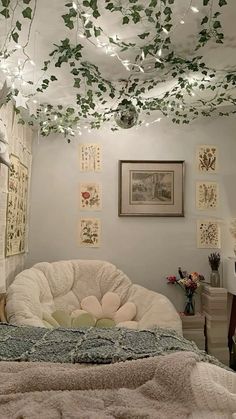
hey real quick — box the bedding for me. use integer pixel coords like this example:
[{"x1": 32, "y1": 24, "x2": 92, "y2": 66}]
[
  {"x1": 0, "y1": 351, "x2": 235, "y2": 418},
  {"x1": 0, "y1": 323, "x2": 226, "y2": 367}
]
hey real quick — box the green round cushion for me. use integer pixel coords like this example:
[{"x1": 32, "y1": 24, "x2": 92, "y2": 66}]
[
  {"x1": 95, "y1": 318, "x2": 115, "y2": 328},
  {"x1": 51, "y1": 310, "x2": 71, "y2": 328},
  {"x1": 71, "y1": 313, "x2": 96, "y2": 328}
]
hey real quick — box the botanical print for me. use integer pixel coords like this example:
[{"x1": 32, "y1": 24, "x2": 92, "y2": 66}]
[
  {"x1": 80, "y1": 183, "x2": 101, "y2": 210},
  {"x1": 197, "y1": 220, "x2": 220, "y2": 249},
  {"x1": 79, "y1": 144, "x2": 101, "y2": 172},
  {"x1": 197, "y1": 145, "x2": 218, "y2": 173},
  {"x1": 79, "y1": 218, "x2": 101, "y2": 247},
  {"x1": 196, "y1": 181, "x2": 219, "y2": 210},
  {"x1": 6, "y1": 155, "x2": 28, "y2": 256},
  {"x1": 130, "y1": 171, "x2": 174, "y2": 205}
]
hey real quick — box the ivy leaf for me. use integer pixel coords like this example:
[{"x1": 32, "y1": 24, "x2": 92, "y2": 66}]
[
  {"x1": 219, "y1": 0, "x2": 227, "y2": 5},
  {"x1": 11, "y1": 31, "x2": 19, "y2": 43},
  {"x1": 2, "y1": 0, "x2": 10, "y2": 6},
  {"x1": 138, "y1": 32, "x2": 150, "y2": 39},
  {"x1": 213, "y1": 20, "x2": 221, "y2": 29},
  {"x1": 93, "y1": 9, "x2": 100, "y2": 18},
  {"x1": 105, "y1": 2, "x2": 113, "y2": 10},
  {"x1": 0, "y1": 8, "x2": 10, "y2": 18},
  {"x1": 83, "y1": 0, "x2": 90, "y2": 6},
  {"x1": 23, "y1": 0, "x2": 31, "y2": 3},
  {"x1": 203, "y1": 0, "x2": 210, "y2": 5},
  {"x1": 22, "y1": 7, "x2": 32, "y2": 19},
  {"x1": 16, "y1": 20, "x2": 22, "y2": 30},
  {"x1": 50, "y1": 75, "x2": 57, "y2": 81},
  {"x1": 149, "y1": 0, "x2": 157, "y2": 6},
  {"x1": 74, "y1": 78, "x2": 81, "y2": 88},
  {"x1": 123, "y1": 16, "x2": 129, "y2": 24},
  {"x1": 94, "y1": 27, "x2": 101, "y2": 37},
  {"x1": 201, "y1": 16, "x2": 208, "y2": 24}
]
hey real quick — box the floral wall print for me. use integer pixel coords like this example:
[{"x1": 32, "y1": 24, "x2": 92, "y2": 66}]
[
  {"x1": 197, "y1": 220, "x2": 221, "y2": 249},
  {"x1": 196, "y1": 181, "x2": 219, "y2": 210},
  {"x1": 79, "y1": 218, "x2": 101, "y2": 247},
  {"x1": 79, "y1": 144, "x2": 102, "y2": 172},
  {"x1": 6, "y1": 155, "x2": 29, "y2": 256},
  {"x1": 80, "y1": 183, "x2": 101, "y2": 210},
  {"x1": 197, "y1": 145, "x2": 218, "y2": 173}
]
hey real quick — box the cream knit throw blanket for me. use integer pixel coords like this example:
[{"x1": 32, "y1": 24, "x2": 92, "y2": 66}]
[{"x1": 0, "y1": 351, "x2": 235, "y2": 418}]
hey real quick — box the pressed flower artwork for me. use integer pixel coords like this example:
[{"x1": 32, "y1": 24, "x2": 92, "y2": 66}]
[
  {"x1": 79, "y1": 218, "x2": 101, "y2": 247},
  {"x1": 196, "y1": 145, "x2": 218, "y2": 173},
  {"x1": 196, "y1": 181, "x2": 219, "y2": 210},
  {"x1": 80, "y1": 183, "x2": 101, "y2": 210},
  {"x1": 197, "y1": 220, "x2": 220, "y2": 249},
  {"x1": 79, "y1": 144, "x2": 101, "y2": 172}
]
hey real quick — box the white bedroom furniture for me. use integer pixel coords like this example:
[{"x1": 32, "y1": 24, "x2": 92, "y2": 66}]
[{"x1": 5, "y1": 259, "x2": 182, "y2": 334}]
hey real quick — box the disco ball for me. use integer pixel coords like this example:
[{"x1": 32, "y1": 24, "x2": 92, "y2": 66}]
[{"x1": 114, "y1": 101, "x2": 138, "y2": 129}]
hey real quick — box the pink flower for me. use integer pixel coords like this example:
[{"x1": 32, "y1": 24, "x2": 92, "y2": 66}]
[
  {"x1": 82, "y1": 191, "x2": 90, "y2": 199},
  {"x1": 167, "y1": 275, "x2": 177, "y2": 284}
]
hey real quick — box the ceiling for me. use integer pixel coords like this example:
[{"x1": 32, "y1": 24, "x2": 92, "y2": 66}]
[{"x1": 0, "y1": 0, "x2": 236, "y2": 125}]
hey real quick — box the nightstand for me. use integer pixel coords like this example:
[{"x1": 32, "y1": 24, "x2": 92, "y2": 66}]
[{"x1": 180, "y1": 313, "x2": 205, "y2": 350}]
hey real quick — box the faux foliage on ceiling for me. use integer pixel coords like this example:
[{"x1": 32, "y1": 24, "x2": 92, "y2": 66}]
[{"x1": 0, "y1": 0, "x2": 235, "y2": 139}]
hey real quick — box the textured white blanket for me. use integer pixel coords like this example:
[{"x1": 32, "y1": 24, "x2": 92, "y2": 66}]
[{"x1": 0, "y1": 351, "x2": 235, "y2": 418}]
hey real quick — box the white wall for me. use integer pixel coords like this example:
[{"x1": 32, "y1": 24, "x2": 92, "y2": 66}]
[{"x1": 27, "y1": 116, "x2": 236, "y2": 310}]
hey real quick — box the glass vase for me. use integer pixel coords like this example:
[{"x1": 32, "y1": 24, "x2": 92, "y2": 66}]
[
  {"x1": 184, "y1": 294, "x2": 195, "y2": 316},
  {"x1": 210, "y1": 270, "x2": 220, "y2": 287}
]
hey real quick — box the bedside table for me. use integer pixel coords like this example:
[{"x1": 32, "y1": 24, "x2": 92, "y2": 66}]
[{"x1": 180, "y1": 313, "x2": 205, "y2": 350}]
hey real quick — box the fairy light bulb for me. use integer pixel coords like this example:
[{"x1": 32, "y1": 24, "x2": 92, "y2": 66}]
[
  {"x1": 191, "y1": 6, "x2": 199, "y2": 13},
  {"x1": 72, "y1": 1, "x2": 77, "y2": 10},
  {"x1": 139, "y1": 66, "x2": 144, "y2": 73},
  {"x1": 157, "y1": 48, "x2": 162, "y2": 57},
  {"x1": 162, "y1": 28, "x2": 169, "y2": 34},
  {"x1": 141, "y1": 50, "x2": 145, "y2": 60},
  {"x1": 180, "y1": 19, "x2": 185, "y2": 24},
  {"x1": 30, "y1": 60, "x2": 36, "y2": 66}
]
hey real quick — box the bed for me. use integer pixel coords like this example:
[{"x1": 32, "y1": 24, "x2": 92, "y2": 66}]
[{"x1": 0, "y1": 260, "x2": 235, "y2": 418}]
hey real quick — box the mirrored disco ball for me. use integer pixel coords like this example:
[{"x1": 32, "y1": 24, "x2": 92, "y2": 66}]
[{"x1": 114, "y1": 101, "x2": 138, "y2": 129}]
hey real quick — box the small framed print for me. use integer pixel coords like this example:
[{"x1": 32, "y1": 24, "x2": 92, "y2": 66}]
[
  {"x1": 79, "y1": 218, "x2": 101, "y2": 247},
  {"x1": 196, "y1": 181, "x2": 219, "y2": 210},
  {"x1": 197, "y1": 219, "x2": 221, "y2": 249},
  {"x1": 196, "y1": 145, "x2": 218, "y2": 173},
  {"x1": 119, "y1": 160, "x2": 185, "y2": 216},
  {"x1": 79, "y1": 144, "x2": 101, "y2": 172},
  {"x1": 79, "y1": 182, "x2": 102, "y2": 210}
]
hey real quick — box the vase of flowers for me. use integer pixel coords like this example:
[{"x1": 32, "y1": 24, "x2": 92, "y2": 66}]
[
  {"x1": 208, "y1": 252, "x2": 221, "y2": 287},
  {"x1": 167, "y1": 268, "x2": 205, "y2": 316}
]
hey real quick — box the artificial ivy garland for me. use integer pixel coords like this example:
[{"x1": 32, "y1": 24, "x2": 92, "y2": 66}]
[{"x1": 0, "y1": 0, "x2": 235, "y2": 140}]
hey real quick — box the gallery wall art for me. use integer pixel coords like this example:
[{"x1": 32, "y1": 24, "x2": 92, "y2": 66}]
[
  {"x1": 5, "y1": 155, "x2": 29, "y2": 256},
  {"x1": 119, "y1": 160, "x2": 185, "y2": 217},
  {"x1": 79, "y1": 218, "x2": 101, "y2": 248},
  {"x1": 79, "y1": 144, "x2": 102, "y2": 172},
  {"x1": 196, "y1": 181, "x2": 219, "y2": 210},
  {"x1": 79, "y1": 182, "x2": 102, "y2": 210},
  {"x1": 196, "y1": 145, "x2": 218, "y2": 173},
  {"x1": 197, "y1": 220, "x2": 221, "y2": 249}
]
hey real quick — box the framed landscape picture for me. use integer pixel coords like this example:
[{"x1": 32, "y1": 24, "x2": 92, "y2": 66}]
[{"x1": 119, "y1": 160, "x2": 185, "y2": 217}]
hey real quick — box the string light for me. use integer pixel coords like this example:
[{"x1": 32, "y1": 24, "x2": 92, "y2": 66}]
[
  {"x1": 162, "y1": 28, "x2": 169, "y2": 34},
  {"x1": 157, "y1": 48, "x2": 162, "y2": 57},
  {"x1": 29, "y1": 60, "x2": 36, "y2": 66},
  {"x1": 180, "y1": 19, "x2": 185, "y2": 24},
  {"x1": 72, "y1": 1, "x2": 77, "y2": 10},
  {"x1": 191, "y1": 6, "x2": 199, "y2": 13}
]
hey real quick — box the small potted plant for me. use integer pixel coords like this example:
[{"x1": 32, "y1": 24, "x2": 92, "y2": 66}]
[{"x1": 208, "y1": 252, "x2": 221, "y2": 287}]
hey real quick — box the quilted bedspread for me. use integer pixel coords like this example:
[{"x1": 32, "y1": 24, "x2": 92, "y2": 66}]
[{"x1": 0, "y1": 323, "x2": 226, "y2": 368}]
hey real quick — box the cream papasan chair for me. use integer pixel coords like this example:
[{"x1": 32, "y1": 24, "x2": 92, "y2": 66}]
[{"x1": 6, "y1": 259, "x2": 182, "y2": 334}]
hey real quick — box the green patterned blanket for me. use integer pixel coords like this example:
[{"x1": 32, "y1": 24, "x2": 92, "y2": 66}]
[{"x1": 0, "y1": 323, "x2": 225, "y2": 367}]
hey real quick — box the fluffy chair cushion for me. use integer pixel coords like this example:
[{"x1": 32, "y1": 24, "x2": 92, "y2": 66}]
[
  {"x1": 71, "y1": 312, "x2": 96, "y2": 328},
  {"x1": 51, "y1": 310, "x2": 71, "y2": 328},
  {"x1": 6, "y1": 260, "x2": 183, "y2": 334}
]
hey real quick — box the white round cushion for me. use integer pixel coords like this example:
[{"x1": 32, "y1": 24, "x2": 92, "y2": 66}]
[{"x1": 5, "y1": 259, "x2": 182, "y2": 334}]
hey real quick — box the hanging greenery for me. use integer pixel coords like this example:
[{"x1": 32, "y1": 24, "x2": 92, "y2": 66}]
[{"x1": 0, "y1": 0, "x2": 236, "y2": 140}]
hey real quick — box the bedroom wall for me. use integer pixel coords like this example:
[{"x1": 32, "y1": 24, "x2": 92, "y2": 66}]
[
  {"x1": 0, "y1": 102, "x2": 32, "y2": 292},
  {"x1": 27, "y1": 116, "x2": 236, "y2": 310}
]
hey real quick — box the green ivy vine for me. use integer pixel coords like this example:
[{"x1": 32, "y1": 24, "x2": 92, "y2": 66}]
[{"x1": 0, "y1": 0, "x2": 236, "y2": 140}]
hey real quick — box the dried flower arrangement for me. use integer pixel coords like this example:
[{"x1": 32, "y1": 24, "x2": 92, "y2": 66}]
[{"x1": 208, "y1": 252, "x2": 221, "y2": 271}]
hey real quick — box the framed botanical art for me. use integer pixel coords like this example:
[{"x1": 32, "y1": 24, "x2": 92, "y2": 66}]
[
  {"x1": 197, "y1": 219, "x2": 221, "y2": 249},
  {"x1": 196, "y1": 145, "x2": 218, "y2": 173},
  {"x1": 196, "y1": 181, "x2": 219, "y2": 210},
  {"x1": 119, "y1": 160, "x2": 185, "y2": 217}
]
